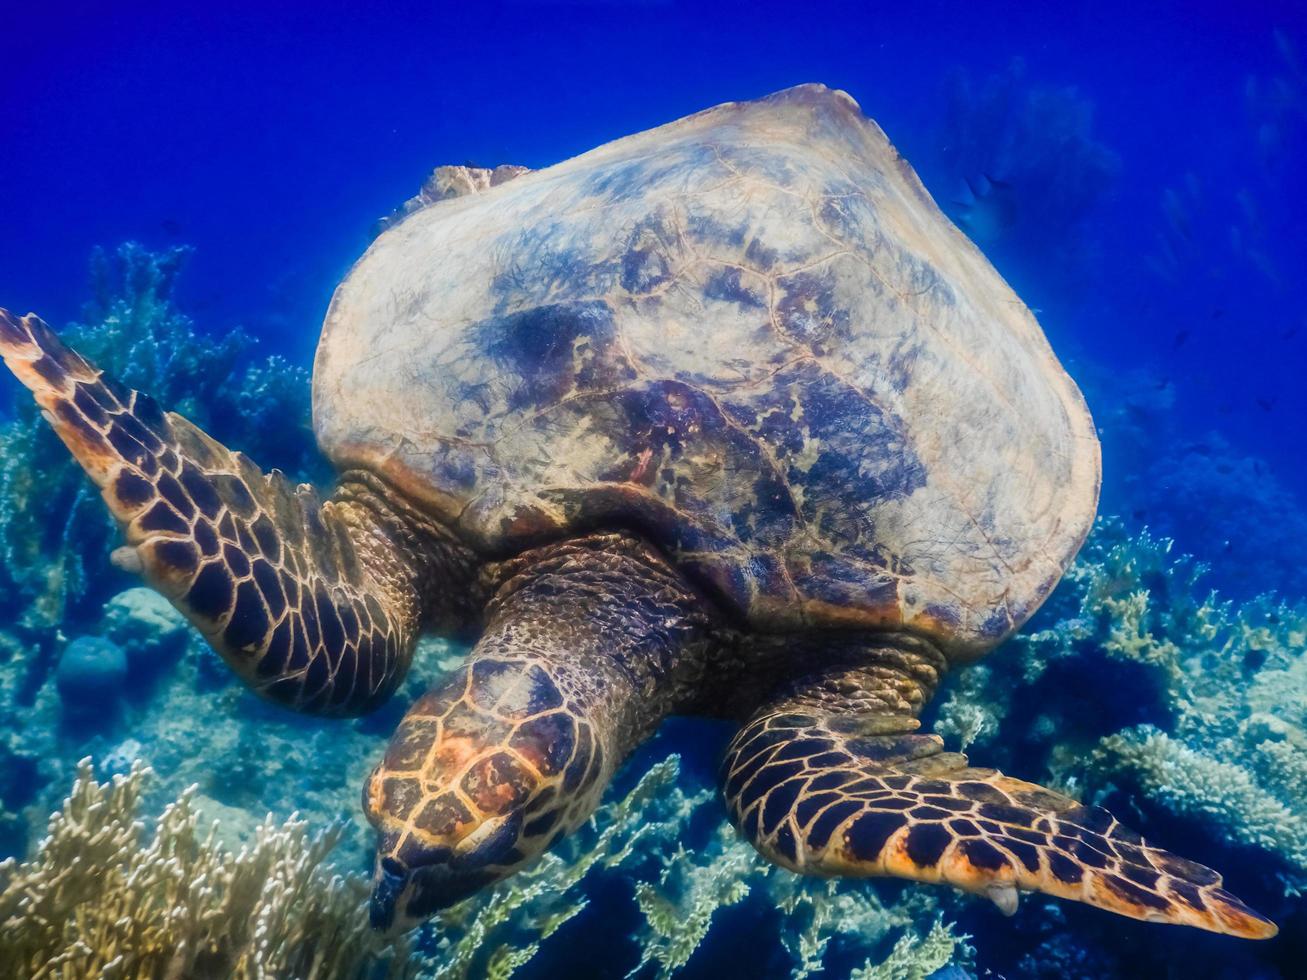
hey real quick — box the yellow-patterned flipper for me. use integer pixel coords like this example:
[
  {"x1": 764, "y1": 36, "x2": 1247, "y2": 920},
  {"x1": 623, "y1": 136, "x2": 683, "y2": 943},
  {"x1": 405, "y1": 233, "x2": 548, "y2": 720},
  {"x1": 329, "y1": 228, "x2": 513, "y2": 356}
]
[
  {"x1": 722, "y1": 710, "x2": 1277, "y2": 940},
  {"x1": 0, "y1": 308, "x2": 467, "y2": 715}
]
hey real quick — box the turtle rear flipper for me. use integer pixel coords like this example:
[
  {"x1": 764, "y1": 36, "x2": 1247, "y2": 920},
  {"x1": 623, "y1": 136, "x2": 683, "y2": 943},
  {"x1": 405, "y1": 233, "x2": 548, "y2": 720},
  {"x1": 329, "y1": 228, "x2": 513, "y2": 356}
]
[
  {"x1": 721, "y1": 659, "x2": 1278, "y2": 940},
  {"x1": 0, "y1": 309, "x2": 470, "y2": 715}
]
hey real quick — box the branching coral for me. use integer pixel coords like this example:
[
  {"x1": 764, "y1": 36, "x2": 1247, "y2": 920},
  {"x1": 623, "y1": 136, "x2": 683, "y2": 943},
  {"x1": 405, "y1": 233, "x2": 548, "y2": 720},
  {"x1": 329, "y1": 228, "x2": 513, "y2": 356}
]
[
  {"x1": 1092, "y1": 727, "x2": 1307, "y2": 883},
  {"x1": 0, "y1": 759, "x2": 408, "y2": 980},
  {"x1": 626, "y1": 816, "x2": 971, "y2": 980},
  {"x1": 630, "y1": 821, "x2": 756, "y2": 978},
  {"x1": 416, "y1": 755, "x2": 705, "y2": 979},
  {"x1": 851, "y1": 921, "x2": 970, "y2": 980},
  {"x1": 1086, "y1": 575, "x2": 1307, "y2": 887}
]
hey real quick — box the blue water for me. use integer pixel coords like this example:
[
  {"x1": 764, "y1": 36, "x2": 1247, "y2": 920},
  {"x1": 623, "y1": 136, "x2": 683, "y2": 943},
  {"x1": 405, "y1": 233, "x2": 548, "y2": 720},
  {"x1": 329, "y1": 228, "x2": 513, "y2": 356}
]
[
  {"x1": 6, "y1": 1, "x2": 1306, "y2": 592},
  {"x1": 2, "y1": 2, "x2": 1305, "y2": 978}
]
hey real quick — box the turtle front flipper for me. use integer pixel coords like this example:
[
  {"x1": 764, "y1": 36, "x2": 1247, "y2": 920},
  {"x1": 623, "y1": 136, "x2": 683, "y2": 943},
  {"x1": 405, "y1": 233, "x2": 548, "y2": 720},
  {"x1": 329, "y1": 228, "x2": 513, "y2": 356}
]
[
  {"x1": 0, "y1": 309, "x2": 474, "y2": 715},
  {"x1": 722, "y1": 656, "x2": 1278, "y2": 940}
]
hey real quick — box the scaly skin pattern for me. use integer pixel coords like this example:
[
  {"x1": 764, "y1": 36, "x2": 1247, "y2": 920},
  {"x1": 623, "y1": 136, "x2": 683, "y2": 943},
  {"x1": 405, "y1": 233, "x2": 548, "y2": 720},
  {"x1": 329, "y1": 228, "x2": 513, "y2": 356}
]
[
  {"x1": 722, "y1": 650, "x2": 1279, "y2": 940},
  {"x1": 0, "y1": 309, "x2": 477, "y2": 715},
  {"x1": 364, "y1": 533, "x2": 714, "y2": 927}
]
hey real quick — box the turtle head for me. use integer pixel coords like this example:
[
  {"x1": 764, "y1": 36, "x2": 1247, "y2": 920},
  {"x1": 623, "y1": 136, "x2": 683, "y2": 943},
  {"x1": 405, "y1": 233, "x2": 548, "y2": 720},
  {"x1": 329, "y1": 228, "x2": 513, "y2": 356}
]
[{"x1": 363, "y1": 658, "x2": 606, "y2": 931}]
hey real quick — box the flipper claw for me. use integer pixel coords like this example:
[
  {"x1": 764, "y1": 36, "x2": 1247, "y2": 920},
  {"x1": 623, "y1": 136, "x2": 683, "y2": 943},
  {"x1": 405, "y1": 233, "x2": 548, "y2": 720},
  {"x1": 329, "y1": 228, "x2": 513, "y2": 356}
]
[{"x1": 985, "y1": 883, "x2": 1019, "y2": 916}]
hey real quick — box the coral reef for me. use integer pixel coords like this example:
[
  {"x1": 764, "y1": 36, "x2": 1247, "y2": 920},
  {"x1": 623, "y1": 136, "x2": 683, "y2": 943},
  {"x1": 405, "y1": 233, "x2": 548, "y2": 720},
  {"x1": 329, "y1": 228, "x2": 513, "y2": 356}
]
[
  {"x1": 0, "y1": 759, "x2": 408, "y2": 980},
  {"x1": 0, "y1": 566, "x2": 966, "y2": 974},
  {"x1": 852, "y1": 922, "x2": 967, "y2": 980},
  {"x1": 416, "y1": 755, "x2": 711, "y2": 980},
  {"x1": 1, "y1": 752, "x2": 973, "y2": 979},
  {"x1": 625, "y1": 814, "x2": 969, "y2": 980},
  {"x1": 0, "y1": 590, "x2": 453, "y2": 866}
]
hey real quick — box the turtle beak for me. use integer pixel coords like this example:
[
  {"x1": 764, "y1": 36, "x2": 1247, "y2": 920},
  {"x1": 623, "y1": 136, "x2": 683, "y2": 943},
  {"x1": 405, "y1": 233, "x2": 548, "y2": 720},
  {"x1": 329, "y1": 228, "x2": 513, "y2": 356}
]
[
  {"x1": 368, "y1": 854, "x2": 499, "y2": 932},
  {"x1": 368, "y1": 858, "x2": 409, "y2": 931},
  {"x1": 368, "y1": 813, "x2": 523, "y2": 932}
]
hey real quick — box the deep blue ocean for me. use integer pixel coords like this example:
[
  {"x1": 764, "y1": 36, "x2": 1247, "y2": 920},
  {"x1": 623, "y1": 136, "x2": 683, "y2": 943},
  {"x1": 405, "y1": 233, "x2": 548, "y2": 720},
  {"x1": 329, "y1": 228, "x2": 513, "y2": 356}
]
[{"x1": 1, "y1": 3, "x2": 1304, "y2": 978}]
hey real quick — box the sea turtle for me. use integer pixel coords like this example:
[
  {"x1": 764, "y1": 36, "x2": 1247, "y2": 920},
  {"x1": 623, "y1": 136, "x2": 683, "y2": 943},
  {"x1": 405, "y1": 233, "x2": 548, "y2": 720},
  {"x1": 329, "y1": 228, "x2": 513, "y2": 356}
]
[{"x1": 0, "y1": 84, "x2": 1276, "y2": 939}]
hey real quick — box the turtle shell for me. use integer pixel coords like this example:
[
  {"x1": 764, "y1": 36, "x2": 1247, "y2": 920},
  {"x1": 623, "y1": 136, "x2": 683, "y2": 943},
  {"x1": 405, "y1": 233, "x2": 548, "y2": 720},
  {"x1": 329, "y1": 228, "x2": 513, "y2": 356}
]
[{"x1": 314, "y1": 84, "x2": 1100, "y2": 660}]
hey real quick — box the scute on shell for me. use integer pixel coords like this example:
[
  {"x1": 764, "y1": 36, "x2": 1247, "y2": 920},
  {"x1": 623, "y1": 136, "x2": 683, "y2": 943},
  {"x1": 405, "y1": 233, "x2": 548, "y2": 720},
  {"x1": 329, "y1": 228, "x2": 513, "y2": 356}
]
[{"x1": 314, "y1": 84, "x2": 1100, "y2": 659}]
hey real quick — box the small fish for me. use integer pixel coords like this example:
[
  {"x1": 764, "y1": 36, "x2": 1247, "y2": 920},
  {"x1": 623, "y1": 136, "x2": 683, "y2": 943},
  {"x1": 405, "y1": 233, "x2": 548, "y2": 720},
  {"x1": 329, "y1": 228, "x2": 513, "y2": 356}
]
[
  {"x1": 1173, "y1": 329, "x2": 1191, "y2": 349},
  {"x1": 160, "y1": 218, "x2": 184, "y2": 237},
  {"x1": 1282, "y1": 325, "x2": 1300, "y2": 341},
  {"x1": 1256, "y1": 396, "x2": 1277, "y2": 412},
  {"x1": 1184, "y1": 442, "x2": 1212, "y2": 456}
]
